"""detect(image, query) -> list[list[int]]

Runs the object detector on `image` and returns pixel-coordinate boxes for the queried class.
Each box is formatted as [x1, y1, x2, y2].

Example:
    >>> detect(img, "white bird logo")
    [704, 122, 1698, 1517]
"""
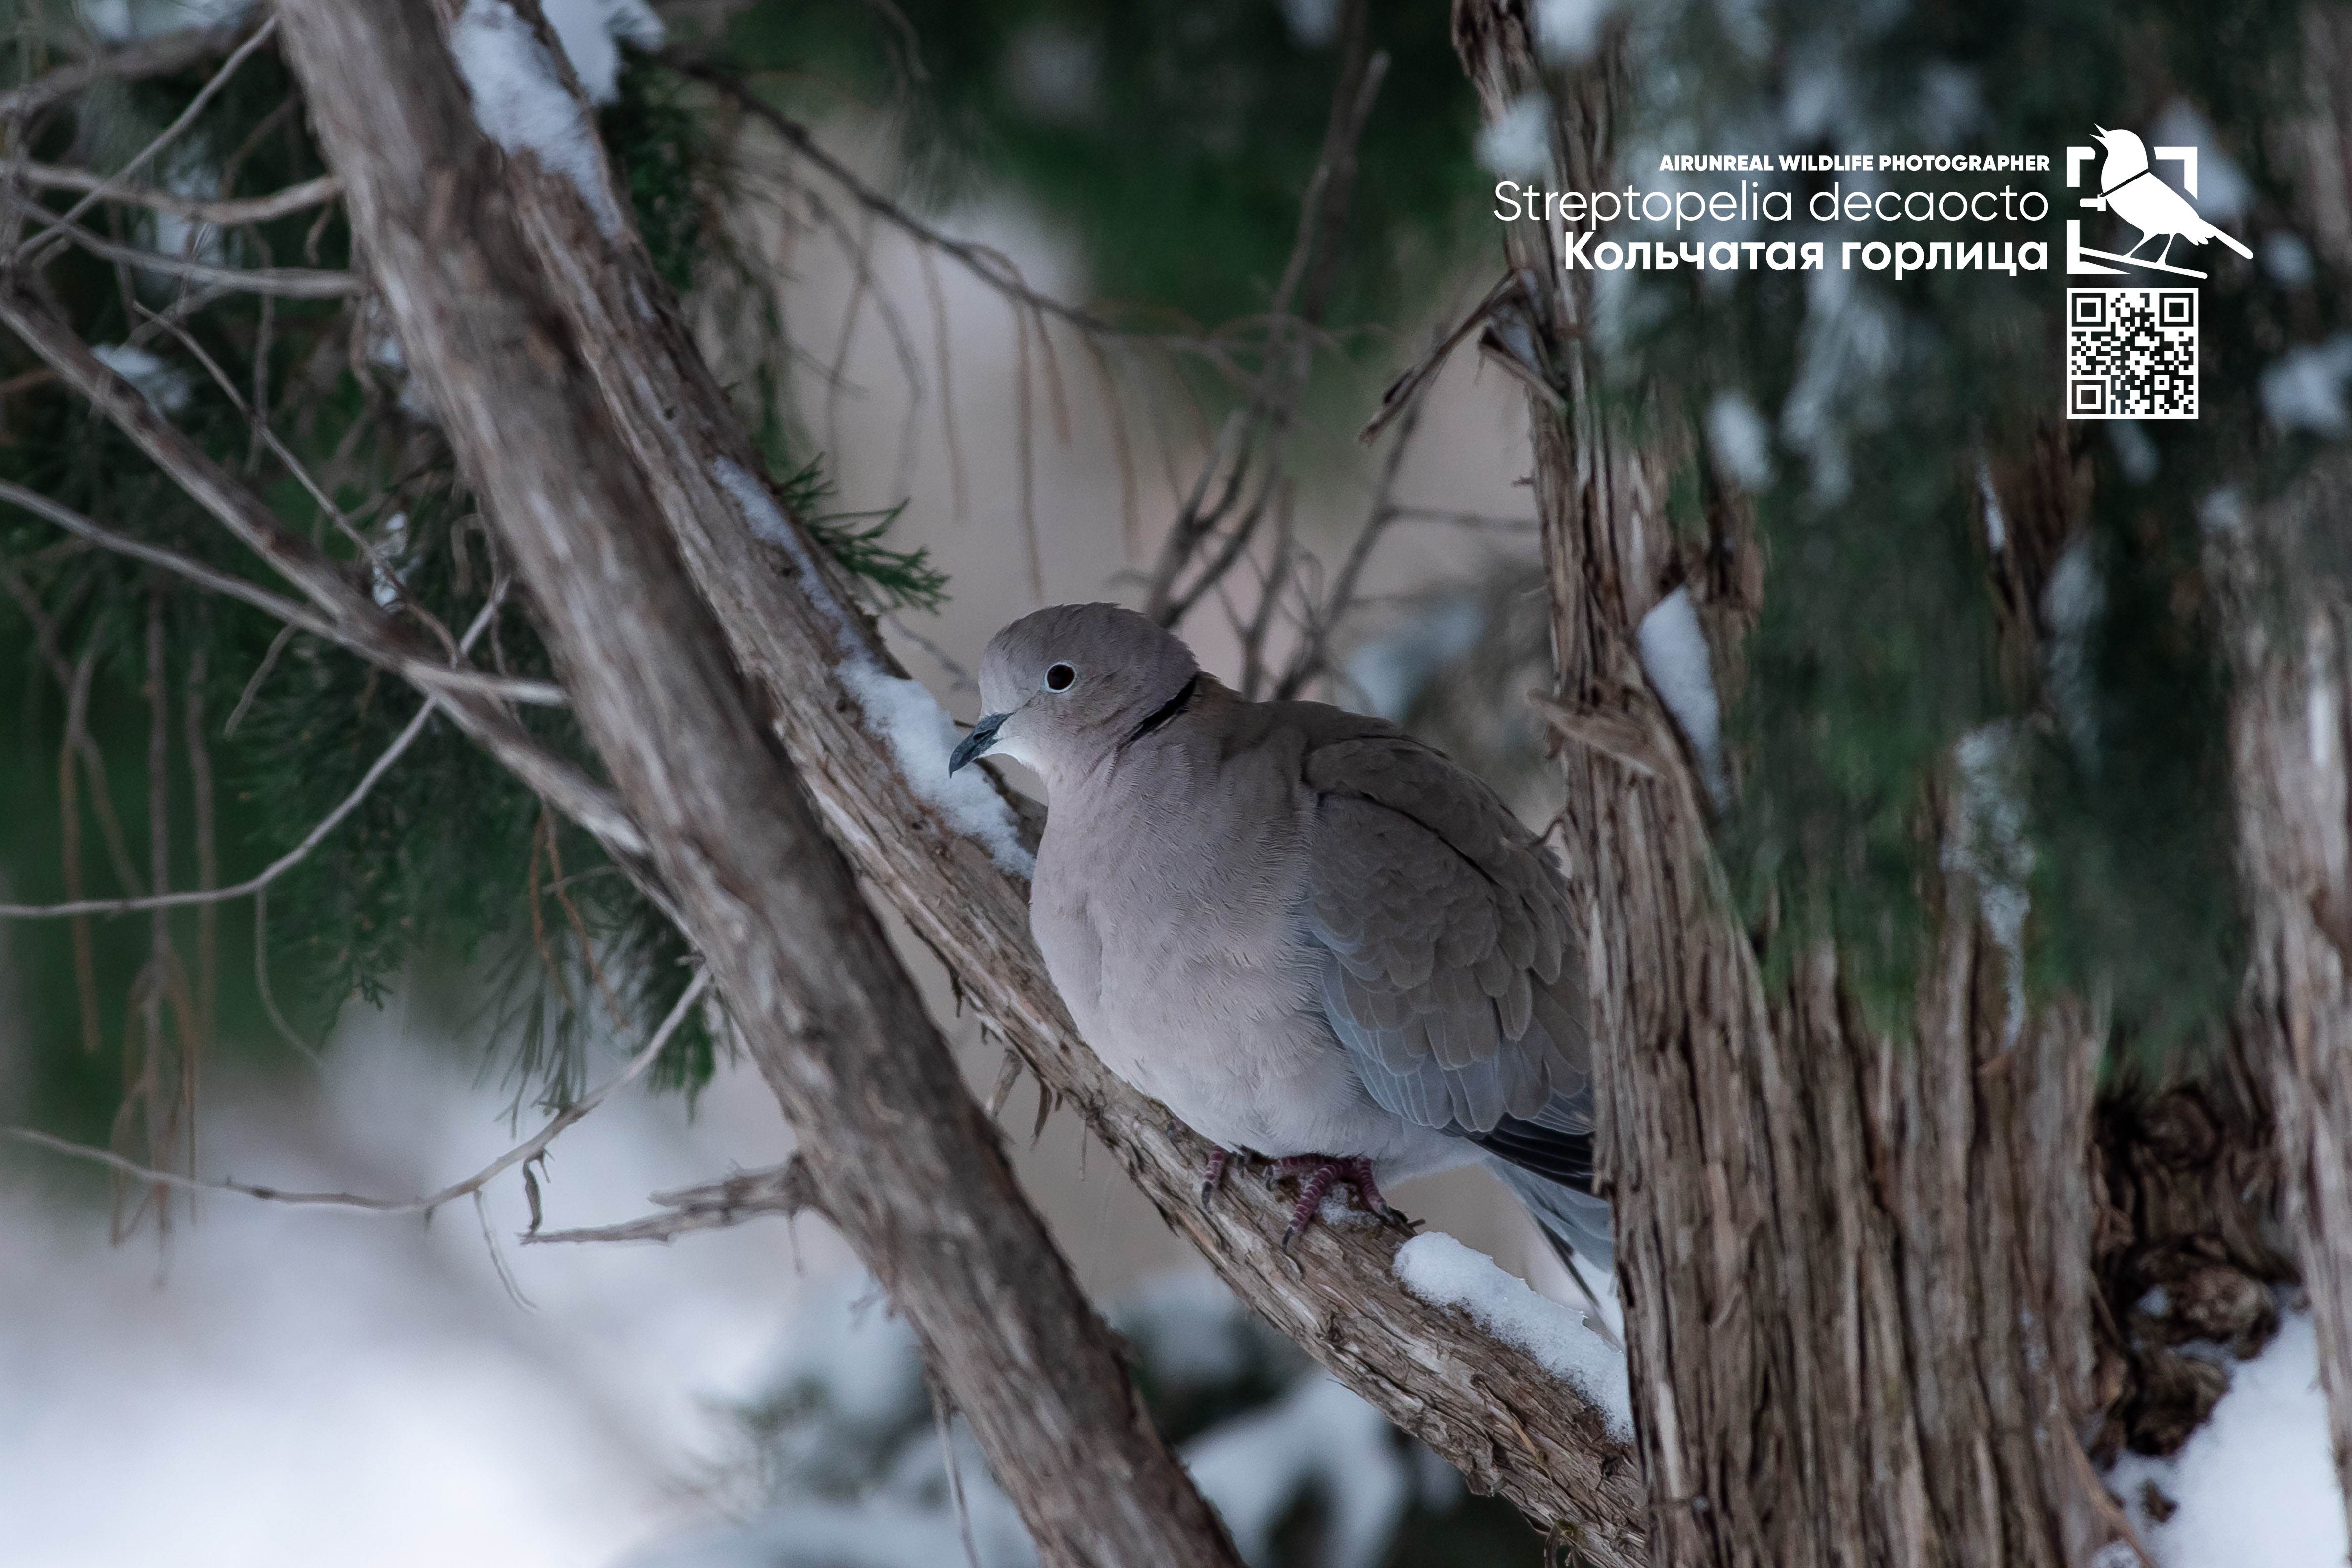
[2081, 125, 2253, 269]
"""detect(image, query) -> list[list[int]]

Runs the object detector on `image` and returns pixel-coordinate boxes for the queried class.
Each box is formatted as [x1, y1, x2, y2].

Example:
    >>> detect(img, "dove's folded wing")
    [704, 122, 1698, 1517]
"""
[1283, 709, 1597, 1189]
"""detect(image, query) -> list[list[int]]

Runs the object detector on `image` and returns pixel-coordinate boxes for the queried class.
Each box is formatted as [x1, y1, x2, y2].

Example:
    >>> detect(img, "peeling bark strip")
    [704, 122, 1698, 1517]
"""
[1450, 5, 2109, 1565]
[269, 6, 1240, 1566]
[258, 0, 1653, 1550]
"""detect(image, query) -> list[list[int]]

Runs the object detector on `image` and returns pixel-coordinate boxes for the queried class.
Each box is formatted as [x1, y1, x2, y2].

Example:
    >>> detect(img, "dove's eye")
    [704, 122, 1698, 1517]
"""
[1045, 663, 1077, 692]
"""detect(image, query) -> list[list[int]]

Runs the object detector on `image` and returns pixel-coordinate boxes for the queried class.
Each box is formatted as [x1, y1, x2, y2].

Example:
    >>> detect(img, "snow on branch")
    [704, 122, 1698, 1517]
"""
[1394, 1233, 1633, 1440]
[1636, 585, 1728, 808]
[711, 458, 1032, 877]
[450, 0, 624, 235]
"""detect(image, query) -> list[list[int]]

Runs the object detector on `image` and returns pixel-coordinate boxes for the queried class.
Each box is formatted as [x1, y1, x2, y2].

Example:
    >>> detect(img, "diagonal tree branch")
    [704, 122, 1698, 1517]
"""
[271, 5, 1249, 1566]
[0, 287, 650, 866]
[288, 0, 1646, 1552]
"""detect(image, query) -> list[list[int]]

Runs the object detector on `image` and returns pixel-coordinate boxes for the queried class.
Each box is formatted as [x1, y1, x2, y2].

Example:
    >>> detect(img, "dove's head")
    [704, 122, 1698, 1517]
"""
[2093, 126, 2149, 174]
[951, 602, 1202, 787]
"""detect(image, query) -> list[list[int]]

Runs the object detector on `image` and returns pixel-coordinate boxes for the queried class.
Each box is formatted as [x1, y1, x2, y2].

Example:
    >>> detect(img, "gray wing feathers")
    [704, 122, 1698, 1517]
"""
[1296, 729, 1590, 1138]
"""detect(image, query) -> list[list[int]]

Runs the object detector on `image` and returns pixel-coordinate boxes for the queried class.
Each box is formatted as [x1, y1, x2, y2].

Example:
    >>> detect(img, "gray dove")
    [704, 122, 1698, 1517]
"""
[948, 603, 1613, 1282]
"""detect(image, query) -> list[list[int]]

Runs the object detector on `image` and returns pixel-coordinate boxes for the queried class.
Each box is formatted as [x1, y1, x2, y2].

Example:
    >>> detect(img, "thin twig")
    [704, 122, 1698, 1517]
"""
[0, 20, 256, 120]
[25, 208, 359, 297]
[522, 1155, 816, 1245]
[0, 588, 510, 919]
[20, 17, 283, 260]
[8, 969, 711, 1215]
[0, 481, 562, 706]
[5, 165, 338, 226]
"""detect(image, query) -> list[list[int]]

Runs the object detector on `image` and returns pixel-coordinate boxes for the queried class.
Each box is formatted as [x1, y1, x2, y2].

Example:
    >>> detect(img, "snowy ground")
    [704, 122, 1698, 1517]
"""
[2109, 1307, 2349, 1568]
[0, 998, 826, 1568]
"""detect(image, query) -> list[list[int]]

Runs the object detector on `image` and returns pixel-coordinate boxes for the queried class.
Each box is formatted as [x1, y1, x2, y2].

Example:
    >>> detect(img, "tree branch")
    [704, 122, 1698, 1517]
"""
[0, 286, 650, 865]
[320, 0, 1647, 1551]
[0, 18, 259, 121]
[6, 970, 708, 1212]
[4, 165, 339, 226]
[272, 6, 1250, 1565]
[523, 1156, 815, 1245]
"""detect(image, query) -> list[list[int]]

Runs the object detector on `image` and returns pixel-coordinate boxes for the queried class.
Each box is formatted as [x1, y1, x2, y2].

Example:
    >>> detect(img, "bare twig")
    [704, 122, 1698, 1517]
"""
[5, 165, 339, 226]
[0, 480, 561, 707]
[8, 970, 710, 1215]
[20, 17, 283, 260]
[0, 19, 257, 121]
[25, 208, 359, 297]
[0, 588, 511, 919]
[522, 1155, 815, 1244]
[1142, 7, 1388, 628]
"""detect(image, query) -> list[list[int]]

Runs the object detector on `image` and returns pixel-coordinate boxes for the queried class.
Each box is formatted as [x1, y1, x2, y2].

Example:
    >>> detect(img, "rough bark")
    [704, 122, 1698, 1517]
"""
[254, 0, 1658, 1553]
[2221, 12, 2352, 1529]
[2213, 453, 2352, 1534]
[270, 6, 1242, 1566]
[1452, 6, 2111, 1564]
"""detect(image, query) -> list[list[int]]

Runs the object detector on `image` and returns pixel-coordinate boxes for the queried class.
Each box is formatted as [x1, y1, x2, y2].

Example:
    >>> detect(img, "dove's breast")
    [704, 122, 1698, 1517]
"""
[1027, 731, 1463, 1176]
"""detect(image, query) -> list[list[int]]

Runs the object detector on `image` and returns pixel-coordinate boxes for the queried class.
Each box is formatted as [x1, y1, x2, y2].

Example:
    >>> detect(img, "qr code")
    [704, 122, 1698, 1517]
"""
[2067, 288, 2197, 420]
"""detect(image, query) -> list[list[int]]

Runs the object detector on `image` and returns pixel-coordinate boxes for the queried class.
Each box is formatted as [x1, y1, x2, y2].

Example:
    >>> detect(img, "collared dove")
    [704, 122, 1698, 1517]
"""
[949, 602, 1613, 1281]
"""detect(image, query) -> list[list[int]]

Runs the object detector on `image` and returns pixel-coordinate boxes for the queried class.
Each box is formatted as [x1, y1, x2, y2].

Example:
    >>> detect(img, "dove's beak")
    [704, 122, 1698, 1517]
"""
[949, 713, 1008, 775]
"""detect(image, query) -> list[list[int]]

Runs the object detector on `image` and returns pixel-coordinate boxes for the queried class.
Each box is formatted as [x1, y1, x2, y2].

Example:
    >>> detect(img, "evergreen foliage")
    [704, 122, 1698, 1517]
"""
[1610, 0, 2345, 1055]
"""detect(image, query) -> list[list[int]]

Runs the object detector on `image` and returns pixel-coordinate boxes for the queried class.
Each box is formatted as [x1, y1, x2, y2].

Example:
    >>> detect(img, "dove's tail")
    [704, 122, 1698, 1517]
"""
[2212, 226, 2254, 259]
[1489, 1160, 1621, 1346]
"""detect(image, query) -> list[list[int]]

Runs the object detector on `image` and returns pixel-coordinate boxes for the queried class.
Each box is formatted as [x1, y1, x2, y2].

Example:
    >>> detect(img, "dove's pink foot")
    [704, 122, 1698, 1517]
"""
[1198, 1147, 1235, 1206]
[1271, 1156, 1415, 1249]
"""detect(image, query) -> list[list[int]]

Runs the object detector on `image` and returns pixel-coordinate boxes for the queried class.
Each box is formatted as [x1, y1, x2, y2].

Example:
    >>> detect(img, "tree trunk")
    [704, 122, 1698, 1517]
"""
[2215, 452, 2352, 1535]
[1451, 8, 2113, 1564]
[2219, 11, 2352, 1529]
[269, 6, 1243, 1566]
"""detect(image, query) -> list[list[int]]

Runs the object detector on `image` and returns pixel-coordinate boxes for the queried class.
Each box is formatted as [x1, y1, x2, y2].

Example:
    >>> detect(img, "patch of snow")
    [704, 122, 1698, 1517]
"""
[2137, 1286, 2171, 1319]
[1185, 1374, 1409, 1568]
[1534, 0, 1613, 65]
[2196, 486, 2244, 537]
[2044, 539, 2105, 762]
[841, 667, 1036, 878]
[711, 456, 863, 643]
[541, 0, 664, 106]
[2261, 336, 2352, 438]
[2109, 419, 2158, 484]
[2108, 1308, 2348, 1568]
[1978, 457, 2007, 553]
[2149, 100, 2252, 222]
[1344, 595, 1484, 721]
[1947, 723, 2032, 1049]
[450, 0, 625, 236]
[1636, 585, 1728, 808]
[2264, 233, 2317, 290]
[76, 0, 250, 42]
[91, 342, 191, 413]
[1917, 64, 1981, 148]
[1477, 94, 1554, 179]
[713, 456, 1033, 875]
[1706, 391, 1773, 491]
[1393, 1232, 1631, 1439]
[1277, 0, 1340, 48]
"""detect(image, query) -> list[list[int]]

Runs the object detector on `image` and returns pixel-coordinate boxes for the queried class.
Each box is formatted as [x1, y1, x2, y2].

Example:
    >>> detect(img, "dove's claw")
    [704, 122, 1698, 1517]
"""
[1198, 1147, 1233, 1208]
[1272, 1156, 1401, 1248]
